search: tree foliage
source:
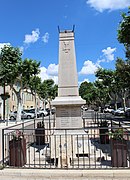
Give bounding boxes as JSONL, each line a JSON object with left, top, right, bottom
{"left": 0, "top": 45, "right": 41, "bottom": 121}
{"left": 79, "top": 8, "right": 130, "bottom": 110}
{"left": 94, "top": 80, "right": 110, "bottom": 108}
{"left": 79, "top": 81, "right": 96, "bottom": 106}
{"left": 28, "top": 76, "right": 42, "bottom": 95}
{"left": 115, "top": 58, "right": 130, "bottom": 108}
{"left": 0, "top": 45, "right": 22, "bottom": 86}
{"left": 94, "top": 58, "right": 130, "bottom": 109}
{"left": 38, "top": 79, "right": 58, "bottom": 101}
{"left": 115, "top": 58, "right": 130, "bottom": 89}
{"left": 95, "top": 68, "right": 120, "bottom": 109}
{"left": 118, "top": 7, "right": 130, "bottom": 59}
{"left": 21, "top": 59, "right": 40, "bottom": 88}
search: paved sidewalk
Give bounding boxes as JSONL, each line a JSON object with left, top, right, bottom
{"left": 0, "top": 169, "right": 130, "bottom": 180}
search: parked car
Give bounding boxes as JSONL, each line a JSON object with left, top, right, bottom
{"left": 45, "top": 108, "right": 51, "bottom": 115}
{"left": 125, "top": 108, "right": 130, "bottom": 118}
{"left": 81, "top": 105, "right": 88, "bottom": 111}
{"left": 23, "top": 108, "right": 41, "bottom": 118}
{"left": 104, "top": 107, "right": 114, "bottom": 113}
{"left": 39, "top": 109, "right": 49, "bottom": 117}
{"left": 113, "top": 108, "right": 125, "bottom": 116}
{"left": 51, "top": 107, "right": 56, "bottom": 115}
{"left": 9, "top": 110, "right": 35, "bottom": 120}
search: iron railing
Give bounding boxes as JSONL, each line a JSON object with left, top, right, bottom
{"left": 2, "top": 111, "right": 130, "bottom": 169}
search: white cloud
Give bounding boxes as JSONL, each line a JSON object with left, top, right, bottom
{"left": 79, "top": 60, "right": 99, "bottom": 75}
{"left": 19, "top": 46, "right": 24, "bottom": 53}
{"left": 52, "top": 76, "right": 58, "bottom": 85}
{"left": 38, "top": 66, "right": 49, "bottom": 80}
{"left": 86, "top": 0, "right": 130, "bottom": 12}
{"left": 83, "top": 78, "right": 90, "bottom": 83}
{"left": 46, "top": 63, "right": 58, "bottom": 76}
{"left": 79, "top": 46, "right": 116, "bottom": 76}
{"left": 42, "top": 32, "right": 49, "bottom": 43}
{"left": 97, "top": 47, "right": 116, "bottom": 64}
{"left": 39, "top": 64, "right": 58, "bottom": 84}
{"left": 0, "top": 43, "right": 11, "bottom": 53}
{"left": 102, "top": 47, "right": 116, "bottom": 61}
{"left": 24, "top": 28, "right": 40, "bottom": 44}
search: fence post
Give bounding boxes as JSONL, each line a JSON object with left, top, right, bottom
{"left": 49, "top": 114, "right": 51, "bottom": 129}
{"left": 34, "top": 118, "right": 36, "bottom": 129}
{"left": 2, "top": 129, "right": 4, "bottom": 167}
{"left": 22, "top": 120, "right": 24, "bottom": 133}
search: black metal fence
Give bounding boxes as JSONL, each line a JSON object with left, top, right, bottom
{"left": 2, "top": 111, "right": 130, "bottom": 169}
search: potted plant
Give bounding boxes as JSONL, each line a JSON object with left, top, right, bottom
{"left": 110, "top": 128, "right": 128, "bottom": 167}
{"left": 0, "top": 92, "right": 10, "bottom": 100}
{"left": 99, "top": 120, "right": 109, "bottom": 144}
{"left": 35, "top": 121, "right": 45, "bottom": 145}
{"left": 9, "top": 130, "right": 26, "bottom": 167}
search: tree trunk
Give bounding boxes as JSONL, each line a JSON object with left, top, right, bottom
{"left": 34, "top": 93, "right": 37, "bottom": 118}
{"left": 121, "top": 89, "right": 127, "bottom": 111}
{"left": 114, "top": 93, "right": 118, "bottom": 110}
{"left": 43, "top": 99, "right": 46, "bottom": 110}
{"left": 109, "top": 91, "right": 118, "bottom": 110}
{"left": 16, "top": 91, "right": 22, "bottom": 122}
{"left": 115, "top": 103, "right": 118, "bottom": 111}
{"left": 123, "top": 96, "right": 126, "bottom": 110}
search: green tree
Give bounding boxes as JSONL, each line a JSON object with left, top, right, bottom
{"left": 118, "top": 7, "right": 130, "bottom": 59}
{"left": 95, "top": 68, "right": 119, "bottom": 109}
{"left": 79, "top": 81, "right": 96, "bottom": 106}
{"left": 38, "top": 79, "right": 58, "bottom": 109}
{"left": 28, "top": 75, "right": 42, "bottom": 117}
{"left": 115, "top": 58, "right": 130, "bottom": 108}
{"left": 0, "top": 45, "right": 40, "bottom": 121}
{"left": 117, "top": 7, "right": 130, "bottom": 109}
{"left": 94, "top": 80, "right": 110, "bottom": 108}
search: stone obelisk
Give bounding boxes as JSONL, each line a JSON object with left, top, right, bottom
{"left": 51, "top": 29, "right": 88, "bottom": 168}
{"left": 52, "top": 28, "right": 85, "bottom": 129}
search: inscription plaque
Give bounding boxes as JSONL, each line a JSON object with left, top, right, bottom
{"left": 56, "top": 106, "right": 82, "bottom": 128}
{"left": 57, "top": 107, "right": 81, "bottom": 117}
{"left": 56, "top": 117, "right": 82, "bottom": 129}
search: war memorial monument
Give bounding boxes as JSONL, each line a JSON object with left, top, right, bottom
{"left": 52, "top": 28, "right": 85, "bottom": 128}
{"left": 50, "top": 28, "right": 91, "bottom": 167}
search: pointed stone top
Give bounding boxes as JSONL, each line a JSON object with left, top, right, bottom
{"left": 58, "top": 25, "right": 75, "bottom": 33}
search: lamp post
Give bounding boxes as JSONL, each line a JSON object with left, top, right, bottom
{"left": 0, "top": 75, "right": 6, "bottom": 121}
{"left": 3, "top": 84, "right": 5, "bottom": 121}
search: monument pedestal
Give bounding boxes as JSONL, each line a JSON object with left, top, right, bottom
{"left": 53, "top": 96, "right": 85, "bottom": 128}
{"left": 51, "top": 96, "right": 87, "bottom": 168}
{"left": 52, "top": 96, "right": 85, "bottom": 130}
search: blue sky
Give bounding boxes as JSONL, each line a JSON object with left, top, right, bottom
{"left": 0, "top": 0, "right": 130, "bottom": 84}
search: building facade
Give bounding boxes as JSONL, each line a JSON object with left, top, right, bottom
{"left": 0, "top": 86, "right": 43, "bottom": 119}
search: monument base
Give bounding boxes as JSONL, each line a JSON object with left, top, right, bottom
{"left": 50, "top": 131, "right": 93, "bottom": 168}
{"left": 51, "top": 96, "right": 86, "bottom": 106}
{"left": 50, "top": 95, "right": 86, "bottom": 167}
{"left": 51, "top": 96, "right": 85, "bottom": 129}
